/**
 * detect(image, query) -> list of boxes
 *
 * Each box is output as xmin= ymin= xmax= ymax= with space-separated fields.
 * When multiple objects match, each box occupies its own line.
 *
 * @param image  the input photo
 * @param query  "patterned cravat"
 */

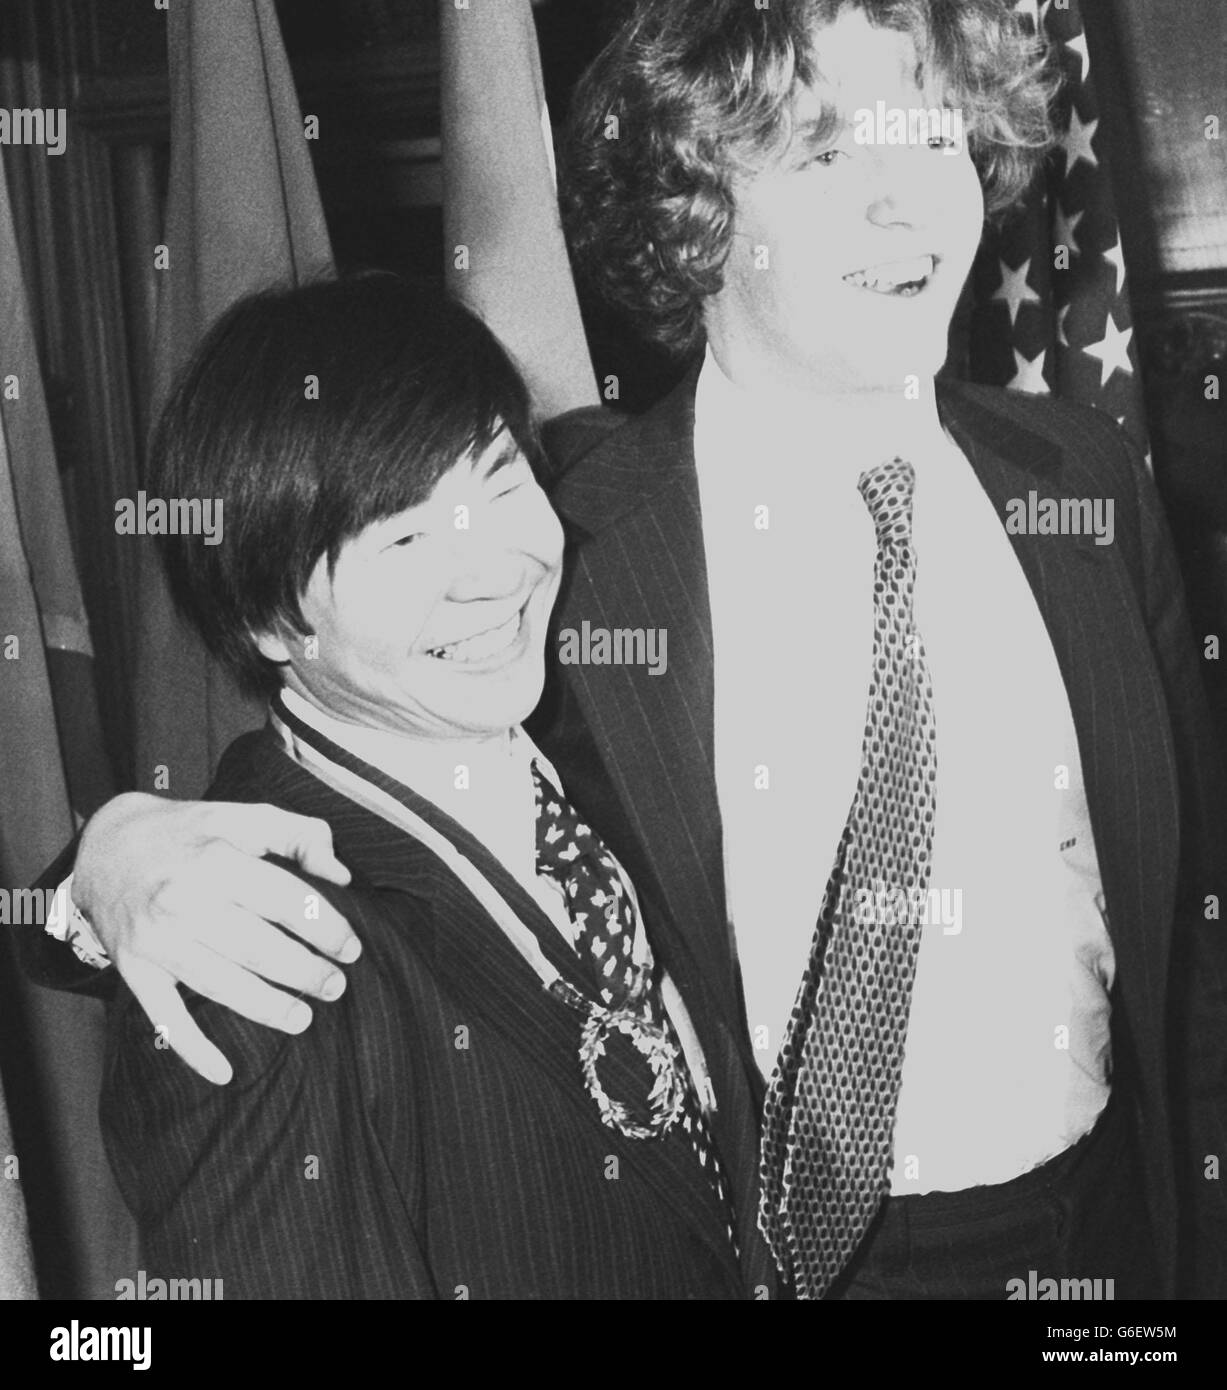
xmin=531 ymin=762 xmax=737 ymax=1235
xmin=758 ymin=458 xmax=937 ymax=1299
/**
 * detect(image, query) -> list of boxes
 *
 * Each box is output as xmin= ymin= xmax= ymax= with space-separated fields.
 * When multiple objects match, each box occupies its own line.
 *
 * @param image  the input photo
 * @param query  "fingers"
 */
xmin=145 ymin=937 xmax=316 ymax=1036
xmin=216 ymin=803 xmax=352 ymax=888
xmin=118 ymin=914 xmax=332 ymax=1089
xmin=206 ymin=848 xmax=361 ymax=967
xmin=120 ymin=960 xmax=235 ymax=1086
xmin=181 ymin=903 xmax=350 ymax=1001
xmin=282 ymin=814 xmax=354 ymax=887
xmin=207 ymin=804 xmax=360 ymax=965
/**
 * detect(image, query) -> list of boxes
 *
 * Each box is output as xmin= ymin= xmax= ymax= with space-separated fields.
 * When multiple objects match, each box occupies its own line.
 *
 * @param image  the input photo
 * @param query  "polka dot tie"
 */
xmin=532 ymin=762 xmax=738 ymax=1244
xmin=757 ymin=459 xmax=937 ymax=1299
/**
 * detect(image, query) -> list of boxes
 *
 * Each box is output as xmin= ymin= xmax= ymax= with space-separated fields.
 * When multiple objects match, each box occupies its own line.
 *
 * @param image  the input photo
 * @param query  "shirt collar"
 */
xmin=277 ymin=685 xmax=563 ymax=811
xmin=694 ymin=345 xmax=961 ymax=492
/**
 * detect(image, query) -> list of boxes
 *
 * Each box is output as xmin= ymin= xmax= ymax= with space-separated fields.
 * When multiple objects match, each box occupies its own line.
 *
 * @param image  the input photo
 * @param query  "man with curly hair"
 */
xmin=39 ymin=0 xmax=1226 ymax=1300
xmin=542 ymin=0 xmax=1225 ymax=1301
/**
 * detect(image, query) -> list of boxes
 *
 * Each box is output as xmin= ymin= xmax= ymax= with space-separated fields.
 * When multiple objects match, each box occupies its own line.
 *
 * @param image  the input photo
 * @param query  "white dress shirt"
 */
xmin=693 ymin=348 xmax=1115 ymax=1194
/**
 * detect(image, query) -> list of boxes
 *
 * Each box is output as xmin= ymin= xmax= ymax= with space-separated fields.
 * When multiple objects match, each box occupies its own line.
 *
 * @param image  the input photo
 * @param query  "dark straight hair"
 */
xmin=149 ymin=272 xmax=542 ymax=696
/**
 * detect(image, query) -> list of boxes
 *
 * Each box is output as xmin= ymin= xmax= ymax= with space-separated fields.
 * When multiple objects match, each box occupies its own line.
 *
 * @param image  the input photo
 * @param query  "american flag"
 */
xmin=968 ymin=0 xmax=1149 ymax=455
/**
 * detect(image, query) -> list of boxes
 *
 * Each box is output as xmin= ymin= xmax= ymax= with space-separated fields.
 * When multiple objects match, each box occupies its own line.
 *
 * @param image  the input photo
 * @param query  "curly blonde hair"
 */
xmin=562 ymin=0 xmax=1060 ymax=355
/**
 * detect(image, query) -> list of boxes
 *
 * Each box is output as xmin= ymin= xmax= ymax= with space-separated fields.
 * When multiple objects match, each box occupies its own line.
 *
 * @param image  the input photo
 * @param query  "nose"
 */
xmin=446 ymin=533 xmax=529 ymax=604
xmin=863 ymin=146 xmax=935 ymax=232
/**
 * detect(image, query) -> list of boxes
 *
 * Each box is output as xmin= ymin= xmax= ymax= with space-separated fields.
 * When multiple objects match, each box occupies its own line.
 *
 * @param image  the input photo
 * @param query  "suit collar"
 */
xmin=936 ymin=377 xmax=1065 ymax=481
xmin=549 ymin=368 xmax=1073 ymax=541
xmin=549 ymin=362 xmax=702 ymax=540
xmin=545 ymin=383 xmax=759 ymax=1091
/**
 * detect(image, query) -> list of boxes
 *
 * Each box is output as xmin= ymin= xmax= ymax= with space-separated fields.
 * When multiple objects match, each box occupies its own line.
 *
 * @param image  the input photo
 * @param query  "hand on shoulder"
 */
xmin=75 ymin=792 xmax=361 ymax=1084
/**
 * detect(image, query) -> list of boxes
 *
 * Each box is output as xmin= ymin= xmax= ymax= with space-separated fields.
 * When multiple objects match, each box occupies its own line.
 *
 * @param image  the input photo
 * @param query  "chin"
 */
xmin=835 ymin=336 xmax=950 ymax=390
xmin=484 ymin=657 xmax=548 ymax=730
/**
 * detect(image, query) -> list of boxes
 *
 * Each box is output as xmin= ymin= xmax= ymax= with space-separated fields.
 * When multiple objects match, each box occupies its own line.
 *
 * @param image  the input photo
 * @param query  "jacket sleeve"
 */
xmin=100 ymin=875 xmax=438 ymax=1300
xmin=1126 ymin=433 xmax=1227 ymax=1297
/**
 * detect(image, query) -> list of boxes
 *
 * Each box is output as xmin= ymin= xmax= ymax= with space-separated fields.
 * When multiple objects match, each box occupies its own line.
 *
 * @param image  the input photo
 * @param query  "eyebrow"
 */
xmin=480 ymin=434 xmax=524 ymax=481
xmin=790 ymin=109 xmax=844 ymax=152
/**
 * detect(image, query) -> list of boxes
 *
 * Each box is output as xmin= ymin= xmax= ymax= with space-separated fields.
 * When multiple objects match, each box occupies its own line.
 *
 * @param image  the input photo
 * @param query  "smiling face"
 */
xmin=257 ymin=431 xmax=564 ymax=741
xmin=704 ymin=8 xmax=986 ymax=395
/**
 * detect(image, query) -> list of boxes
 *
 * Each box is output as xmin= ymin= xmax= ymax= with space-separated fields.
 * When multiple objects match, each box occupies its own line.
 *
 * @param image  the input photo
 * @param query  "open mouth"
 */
xmin=843 ymin=254 xmax=937 ymax=297
xmin=424 ymin=605 xmax=526 ymax=665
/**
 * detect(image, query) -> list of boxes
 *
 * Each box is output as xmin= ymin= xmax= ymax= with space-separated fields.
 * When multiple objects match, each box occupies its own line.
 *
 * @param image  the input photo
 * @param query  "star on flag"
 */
xmin=1062 ymin=107 xmax=1100 ymax=176
xmin=1084 ymin=312 xmax=1134 ymax=387
xmin=1008 ymin=347 xmax=1050 ymax=394
xmin=993 ymin=257 xmax=1042 ymax=327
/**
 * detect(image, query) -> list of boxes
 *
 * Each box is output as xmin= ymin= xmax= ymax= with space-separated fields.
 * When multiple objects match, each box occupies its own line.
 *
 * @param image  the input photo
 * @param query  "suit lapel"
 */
xmin=937 ymin=383 xmax=1177 ymax=1045
xmin=545 ymin=372 xmax=746 ymax=1037
xmin=541 ymin=376 xmax=782 ymax=1288
xmin=247 ymin=721 xmax=746 ymax=1290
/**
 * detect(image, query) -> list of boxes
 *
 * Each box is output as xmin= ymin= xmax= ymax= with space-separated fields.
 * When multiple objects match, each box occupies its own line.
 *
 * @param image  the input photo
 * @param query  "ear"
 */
xmin=252 ymin=625 xmax=295 ymax=665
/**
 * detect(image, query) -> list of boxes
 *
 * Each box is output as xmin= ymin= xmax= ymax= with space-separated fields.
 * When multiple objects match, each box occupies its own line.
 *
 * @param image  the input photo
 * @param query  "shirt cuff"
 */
xmin=44 ymin=874 xmax=112 ymax=970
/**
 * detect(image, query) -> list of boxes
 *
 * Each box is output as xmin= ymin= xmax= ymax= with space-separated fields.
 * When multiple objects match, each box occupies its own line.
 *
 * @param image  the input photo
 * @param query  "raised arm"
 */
xmin=441 ymin=0 xmax=599 ymax=420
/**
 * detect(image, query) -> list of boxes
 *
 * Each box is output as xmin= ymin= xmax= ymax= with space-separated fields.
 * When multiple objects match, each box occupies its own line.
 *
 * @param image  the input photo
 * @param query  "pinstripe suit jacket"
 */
xmin=533 ymin=370 xmax=1227 ymax=1298
xmin=99 ymin=727 xmax=756 ymax=1300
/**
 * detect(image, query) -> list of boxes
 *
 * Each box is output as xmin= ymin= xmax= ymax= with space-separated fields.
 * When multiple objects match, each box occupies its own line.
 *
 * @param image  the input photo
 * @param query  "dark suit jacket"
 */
xmin=533 ymin=370 xmax=1227 ymax=1299
xmin=99 ymin=728 xmax=759 ymax=1300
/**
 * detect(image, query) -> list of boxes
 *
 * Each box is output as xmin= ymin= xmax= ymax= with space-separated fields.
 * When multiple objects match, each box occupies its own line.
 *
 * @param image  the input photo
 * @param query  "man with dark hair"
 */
xmin=90 ymin=272 xmax=755 ymax=1298
xmin=35 ymin=0 xmax=1227 ymax=1300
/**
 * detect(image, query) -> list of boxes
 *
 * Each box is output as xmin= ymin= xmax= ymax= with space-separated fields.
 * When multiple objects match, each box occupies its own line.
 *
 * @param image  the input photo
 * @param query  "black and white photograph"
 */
xmin=0 ymin=0 xmax=1224 ymax=1361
